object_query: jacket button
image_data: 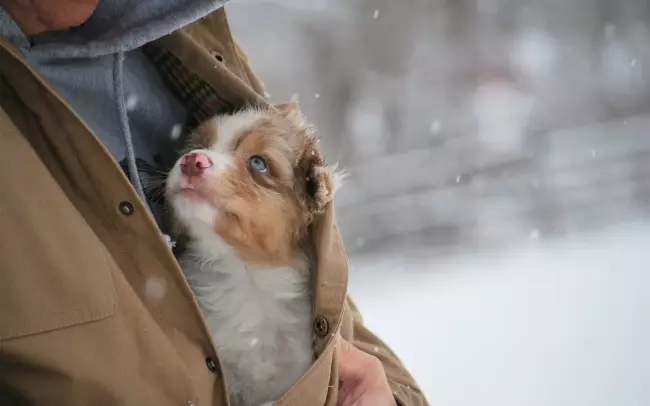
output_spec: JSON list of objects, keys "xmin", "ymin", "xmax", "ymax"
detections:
[
  {"xmin": 118, "ymin": 201, "xmax": 135, "ymax": 216},
  {"xmin": 209, "ymin": 50, "xmax": 224, "ymax": 62},
  {"xmin": 205, "ymin": 356, "xmax": 219, "ymax": 373},
  {"xmin": 313, "ymin": 315, "xmax": 329, "ymax": 337}
]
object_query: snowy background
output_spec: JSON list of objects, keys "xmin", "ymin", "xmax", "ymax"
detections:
[{"xmin": 228, "ymin": 1, "xmax": 650, "ymax": 405}]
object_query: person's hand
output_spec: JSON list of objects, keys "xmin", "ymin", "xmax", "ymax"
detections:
[
  {"xmin": 336, "ymin": 336, "xmax": 397, "ymax": 406},
  {"xmin": 0, "ymin": 0, "xmax": 98, "ymax": 35}
]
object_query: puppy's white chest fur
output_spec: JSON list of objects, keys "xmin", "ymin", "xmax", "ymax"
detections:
[{"xmin": 180, "ymin": 234, "xmax": 313, "ymax": 406}]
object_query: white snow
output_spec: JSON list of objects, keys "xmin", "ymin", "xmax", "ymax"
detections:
[
  {"xmin": 373, "ymin": 9, "xmax": 380, "ymax": 20},
  {"xmin": 529, "ymin": 228, "xmax": 541, "ymax": 240},
  {"xmin": 430, "ymin": 119, "xmax": 443, "ymax": 136},
  {"xmin": 473, "ymin": 80, "xmax": 533, "ymax": 153},
  {"xmin": 347, "ymin": 96, "xmax": 387, "ymax": 156},
  {"xmin": 125, "ymin": 94, "xmax": 139, "ymax": 111},
  {"xmin": 144, "ymin": 275, "xmax": 167, "ymax": 301},
  {"xmin": 170, "ymin": 124, "xmax": 183, "ymax": 141},
  {"xmin": 511, "ymin": 29, "xmax": 557, "ymax": 77},
  {"xmin": 349, "ymin": 221, "xmax": 650, "ymax": 406},
  {"xmin": 163, "ymin": 234, "xmax": 176, "ymax": 249}
]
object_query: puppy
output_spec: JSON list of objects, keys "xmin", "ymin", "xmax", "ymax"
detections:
[{"xmin": 165, "ymin": 102, "xmax": 343, "ymax": 406}]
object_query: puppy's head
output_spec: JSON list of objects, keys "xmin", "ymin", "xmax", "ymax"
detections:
[{"xmin": 166, "ymin": 102, "xmax": 342, "ymax": 267}]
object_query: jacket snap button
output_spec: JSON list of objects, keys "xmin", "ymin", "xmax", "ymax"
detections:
[
  {"xmin": 205, "ymin": 356, "xmax": 219, "ymax": 373},
  {"xmin": 313, "ymin": 315, "xmax": 329, "ymax": 337},
  {"xmin": 118, "ymin": 201, "xmax": 135, "ymax": 216},
  {"xmin": 209, "ymin": 51, "xmax": 224, "ymax": 62}
]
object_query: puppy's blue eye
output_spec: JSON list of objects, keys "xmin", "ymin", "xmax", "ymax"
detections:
[{"xmin": 248, "ymin": 155, "xmax": 267, "ymax": 172}]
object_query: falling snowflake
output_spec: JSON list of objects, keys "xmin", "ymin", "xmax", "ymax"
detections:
[
  {"xmin": 163, "ymin": 234, "xmax": 176, "ymax": 249},
  {"xmin": 250, "ymin": 337, "xmax": 259, "ymax": 347},
  {"xmin": 314, "ymin": 93, "xmax": 320, "ymax": 99},
  {"xmin": 264, "ymin": 91, "xmax": 271, "ymax": 98},
  {"xmin": 373, "ymin": 9, "xmax": 380, "ymax": 19},
  {"xmin": 631, "ymin": 59, "xmax": 637, "ymax": 67},
  {"xmin": 125, "ymin": 94, "xmax": 138, "ymax": 111},
  {"xmin": 144, "ymin": 275, "xmax": 167, "ymax": 301},
  {"xmin": 430, "ymin": 119, "xmax": 443, "ymax": 136},
  {"xmin": 170, "ymin": 124, "xmax": 182, "ymax": 141},
  {"xmin": 291, "ymin": 93, "xmax": 300, "ymax": 102},
  {"xmin": 456, "ymin": 174, "xmax": 461, "ymax": 184},
  {"xmin": 512, "ymin": 29, "xmax": 557, "ymax": 77},
  {"xmin": 529, "ymin": 229, "xmax": 541, "ymax": 240},
  {"xmin": 591, "ymin": 150, "xmax": 597, "ymax": 158}
]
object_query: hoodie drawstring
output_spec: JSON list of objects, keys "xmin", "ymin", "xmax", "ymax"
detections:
[{"xmin": 113, "ymin": 51, "xmax": 153, "ymax": 216}]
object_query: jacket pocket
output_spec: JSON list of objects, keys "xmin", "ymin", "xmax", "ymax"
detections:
[{"xmin": 0, "ymin": 108, "xmax": 117, "ymax": 340}]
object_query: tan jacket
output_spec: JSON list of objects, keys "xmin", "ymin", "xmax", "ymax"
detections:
[{"xmin": 0, "ymin": 8, "xmax": 427, "ymax": 406}]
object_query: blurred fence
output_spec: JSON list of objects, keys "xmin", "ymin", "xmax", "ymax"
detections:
[{"xmin": 229, "ymin": 0, "xmax": 650, "ymax": 255}]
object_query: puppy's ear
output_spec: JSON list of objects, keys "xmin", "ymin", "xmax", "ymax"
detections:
[
  {"xmin": 297, "ymin": 138, "xmax": 346, "ymax": 216},
  {"xmin": 274, "ymin": 101, "xmax": 305, "ymax": 127}
]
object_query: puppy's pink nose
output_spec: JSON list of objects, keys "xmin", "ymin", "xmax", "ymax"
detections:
[{"xmin": 180, "ymin": 152, "xmax": 212, "ymax": 177}]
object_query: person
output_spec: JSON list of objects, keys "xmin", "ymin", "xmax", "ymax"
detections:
[{"xmin": 0, "ymin": 1, "xmax": 428, "ymax": 405}]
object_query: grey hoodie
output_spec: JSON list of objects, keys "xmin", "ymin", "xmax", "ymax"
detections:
[{"xmin": 1, "ymin": 0, "xmax": 227, "ymax": 227}]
